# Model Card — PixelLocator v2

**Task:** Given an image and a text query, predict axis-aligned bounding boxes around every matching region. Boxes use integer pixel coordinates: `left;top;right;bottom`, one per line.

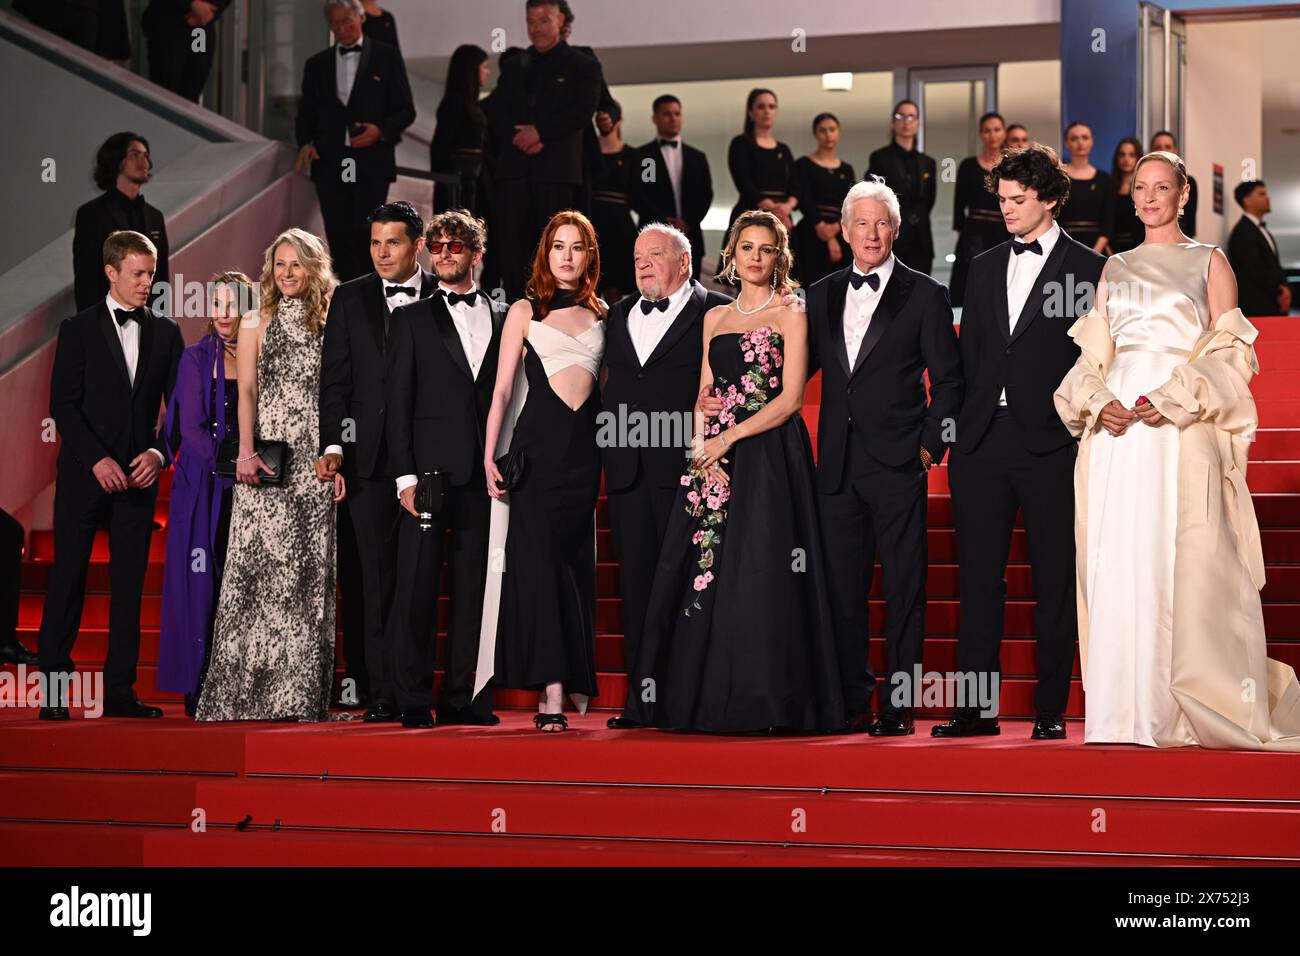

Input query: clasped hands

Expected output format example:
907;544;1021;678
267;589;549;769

692;385;730;484
1100;396;1168;437
313;452;348;502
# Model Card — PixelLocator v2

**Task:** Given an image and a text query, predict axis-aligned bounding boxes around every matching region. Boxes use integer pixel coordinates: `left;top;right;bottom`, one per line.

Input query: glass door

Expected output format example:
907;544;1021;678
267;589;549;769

908;67;998;290
1139;2;1188;147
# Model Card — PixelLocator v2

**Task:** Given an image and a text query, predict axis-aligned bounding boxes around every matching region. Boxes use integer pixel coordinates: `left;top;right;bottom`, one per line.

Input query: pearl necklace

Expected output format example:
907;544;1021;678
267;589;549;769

734;289;775;315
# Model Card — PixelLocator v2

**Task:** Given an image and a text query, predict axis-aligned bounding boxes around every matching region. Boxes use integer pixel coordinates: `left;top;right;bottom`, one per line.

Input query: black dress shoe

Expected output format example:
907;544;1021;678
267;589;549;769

363;701;400;723
401;708;434;729
931;712;1001;737
0;640;38;666
1031;714;1066;740
606;715;641;729
868;712;915;736
38;706;69;721
837;711;875;735
436;707;500;726
103;699;163;718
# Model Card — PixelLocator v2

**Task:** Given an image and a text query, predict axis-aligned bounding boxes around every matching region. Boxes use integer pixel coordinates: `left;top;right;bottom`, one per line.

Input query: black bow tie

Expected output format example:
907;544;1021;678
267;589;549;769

385;284;417;297
114;307;145;326
338;44;361;55
443;289;479;307
1011;239;1043;255
640;297;670;314
848;271;880;292
658;139;678;148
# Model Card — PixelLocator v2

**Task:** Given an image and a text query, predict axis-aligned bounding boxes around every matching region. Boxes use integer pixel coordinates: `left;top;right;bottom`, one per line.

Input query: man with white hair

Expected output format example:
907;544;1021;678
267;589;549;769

805;176;963;736
602;223;732;728
294;0;416;281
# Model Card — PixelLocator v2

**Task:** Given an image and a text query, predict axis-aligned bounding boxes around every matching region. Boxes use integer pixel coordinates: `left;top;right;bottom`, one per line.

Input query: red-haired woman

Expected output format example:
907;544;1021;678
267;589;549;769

477;211;606;731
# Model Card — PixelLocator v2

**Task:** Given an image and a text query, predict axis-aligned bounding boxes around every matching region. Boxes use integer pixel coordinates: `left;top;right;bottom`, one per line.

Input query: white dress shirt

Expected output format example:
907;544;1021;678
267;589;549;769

843;254;895;368
1000;221;1060;406
629;278;693;365
105;293;165;466
395;283;492;498
657;136;684;218
1244;212;1279;258
336;37;363;144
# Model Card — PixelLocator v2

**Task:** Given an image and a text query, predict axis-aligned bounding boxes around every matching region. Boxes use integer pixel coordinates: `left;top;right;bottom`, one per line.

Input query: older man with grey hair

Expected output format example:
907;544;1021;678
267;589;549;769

805;175;963;737
294;0;415;281
602;222;732;728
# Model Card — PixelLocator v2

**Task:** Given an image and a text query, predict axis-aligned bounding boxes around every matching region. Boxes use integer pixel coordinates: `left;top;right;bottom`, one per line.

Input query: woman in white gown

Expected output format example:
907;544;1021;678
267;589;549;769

1056;150;1300;749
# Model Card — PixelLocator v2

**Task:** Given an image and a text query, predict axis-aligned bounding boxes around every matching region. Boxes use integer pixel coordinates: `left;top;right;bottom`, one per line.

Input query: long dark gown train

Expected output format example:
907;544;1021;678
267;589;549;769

629;325;845;732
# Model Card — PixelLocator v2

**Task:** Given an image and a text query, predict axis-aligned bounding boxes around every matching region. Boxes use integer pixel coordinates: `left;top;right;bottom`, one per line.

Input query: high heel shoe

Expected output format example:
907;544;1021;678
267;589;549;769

534;713;568;733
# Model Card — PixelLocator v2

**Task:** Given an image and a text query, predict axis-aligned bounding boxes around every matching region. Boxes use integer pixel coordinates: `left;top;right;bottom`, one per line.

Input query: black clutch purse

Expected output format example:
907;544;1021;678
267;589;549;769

414;470;447;532
216;437;289;485
494;450;526;491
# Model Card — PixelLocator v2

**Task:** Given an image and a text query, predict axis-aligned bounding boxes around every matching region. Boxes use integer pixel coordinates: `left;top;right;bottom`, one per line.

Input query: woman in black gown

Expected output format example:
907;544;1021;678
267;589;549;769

792;112;854;288
721;89;798;279
590;106;638;301
950;111;1010;306
1059;121;1112;253
629;210;844;734
1106;136;1144;254
481;211;606;732
430;45;489;217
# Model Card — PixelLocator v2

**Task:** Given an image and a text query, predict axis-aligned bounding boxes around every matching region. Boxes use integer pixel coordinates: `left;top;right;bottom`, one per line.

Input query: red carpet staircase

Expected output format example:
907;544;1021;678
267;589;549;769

3;315;1300;865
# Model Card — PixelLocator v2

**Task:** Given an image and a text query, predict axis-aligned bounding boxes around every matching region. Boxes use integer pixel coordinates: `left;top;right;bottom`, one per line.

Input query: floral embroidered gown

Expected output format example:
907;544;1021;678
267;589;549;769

628;326;845;732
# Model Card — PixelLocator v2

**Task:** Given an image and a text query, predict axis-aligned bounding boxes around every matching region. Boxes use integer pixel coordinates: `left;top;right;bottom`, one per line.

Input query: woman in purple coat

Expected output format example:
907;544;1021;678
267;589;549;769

158;272;252;715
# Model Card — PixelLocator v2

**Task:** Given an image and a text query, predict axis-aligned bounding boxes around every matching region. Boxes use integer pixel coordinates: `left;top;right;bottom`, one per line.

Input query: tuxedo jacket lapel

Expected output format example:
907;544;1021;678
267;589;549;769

132;313;155;396
826;268;852;378
359;274;387;353
418;268;438;299
1009;234;1071;346
993;245;1012;343
851;264;914;377
431;294;474;381
99;304;132;392
643;281;705;367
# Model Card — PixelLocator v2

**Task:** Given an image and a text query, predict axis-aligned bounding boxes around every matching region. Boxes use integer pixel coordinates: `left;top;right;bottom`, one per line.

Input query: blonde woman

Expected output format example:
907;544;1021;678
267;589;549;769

197;229;345;722
627;210;845;734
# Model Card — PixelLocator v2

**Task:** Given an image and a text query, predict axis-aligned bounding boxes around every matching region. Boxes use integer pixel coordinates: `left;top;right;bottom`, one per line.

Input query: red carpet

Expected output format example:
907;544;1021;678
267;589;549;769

4;315;1300;865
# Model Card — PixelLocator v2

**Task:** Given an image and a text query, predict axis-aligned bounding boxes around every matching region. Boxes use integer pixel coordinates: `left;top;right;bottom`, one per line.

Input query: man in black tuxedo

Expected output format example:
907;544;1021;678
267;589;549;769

294;0;416;282
1228;180;1291;318
632;96;714;284
486;0;602;298
807;177;963;736
603;223;732;729
39;231;184;720
142;1;233;102
933;144;1105;740
386;210;507;728
867;100;937;276
74;132;170;315
318;201;436;720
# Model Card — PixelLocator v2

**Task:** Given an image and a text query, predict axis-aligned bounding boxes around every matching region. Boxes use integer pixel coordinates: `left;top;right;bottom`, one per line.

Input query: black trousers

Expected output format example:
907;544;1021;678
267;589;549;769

146;27;216;102
607;464;679;711
315;176;390;283
390;481;492;715
337;473;399;702
37;469;156;703
0;508;23;646
819;430;929;718
949;412;1077;717
495;178;580;300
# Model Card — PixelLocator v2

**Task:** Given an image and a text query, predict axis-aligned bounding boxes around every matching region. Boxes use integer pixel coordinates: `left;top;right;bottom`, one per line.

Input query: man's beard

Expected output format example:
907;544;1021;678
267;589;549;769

436;262;471;285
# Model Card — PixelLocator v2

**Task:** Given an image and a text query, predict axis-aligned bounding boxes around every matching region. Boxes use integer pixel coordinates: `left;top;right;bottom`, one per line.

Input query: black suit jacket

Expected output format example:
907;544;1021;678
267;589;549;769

49;301;185;481
319;268;437;479
957;230;1105;455
295;38;416;186
1228;217;1286;318
807;259;963;491
867;142;938;264
73;190;170;314
601;281;733;492
486;41;602;186
386;293;508;488
632;139;713;254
